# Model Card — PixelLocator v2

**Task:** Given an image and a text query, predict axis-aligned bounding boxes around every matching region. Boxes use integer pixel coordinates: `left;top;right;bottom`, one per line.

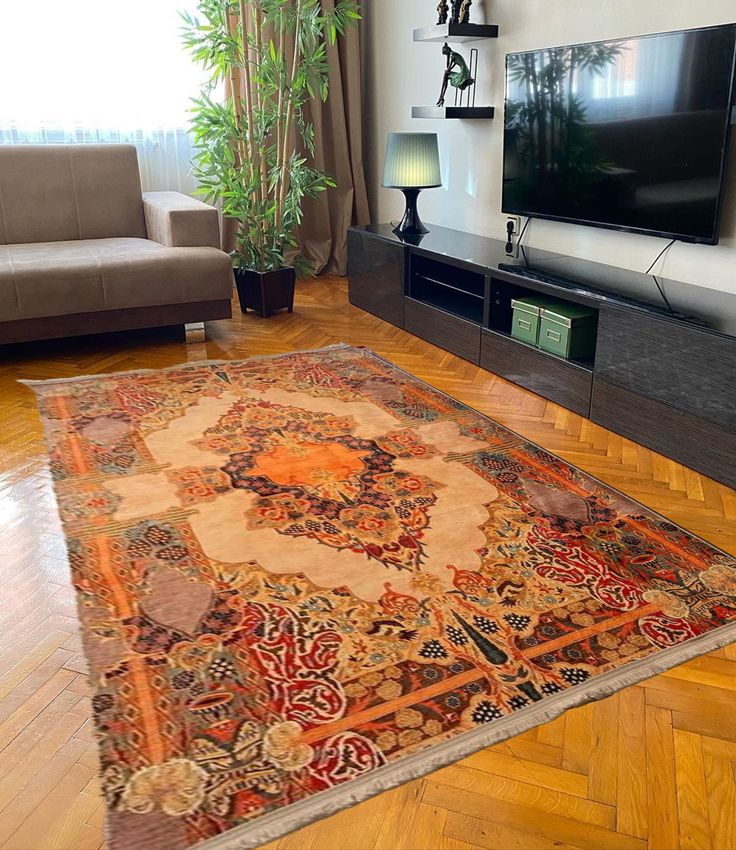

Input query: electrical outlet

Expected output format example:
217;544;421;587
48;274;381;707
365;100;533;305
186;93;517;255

505;216;521;258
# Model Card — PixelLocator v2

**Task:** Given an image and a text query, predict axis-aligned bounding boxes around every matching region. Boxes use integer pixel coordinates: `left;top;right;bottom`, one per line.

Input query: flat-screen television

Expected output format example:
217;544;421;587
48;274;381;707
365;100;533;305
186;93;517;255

503;24;736;244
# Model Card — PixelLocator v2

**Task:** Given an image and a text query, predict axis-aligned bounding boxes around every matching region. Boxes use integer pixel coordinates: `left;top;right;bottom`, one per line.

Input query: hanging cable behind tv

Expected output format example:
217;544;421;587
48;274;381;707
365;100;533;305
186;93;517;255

517;217;532;266
644;239;676;313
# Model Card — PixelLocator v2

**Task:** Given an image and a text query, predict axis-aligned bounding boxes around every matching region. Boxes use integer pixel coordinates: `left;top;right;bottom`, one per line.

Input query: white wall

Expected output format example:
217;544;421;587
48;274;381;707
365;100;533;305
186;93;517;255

363;0;736;297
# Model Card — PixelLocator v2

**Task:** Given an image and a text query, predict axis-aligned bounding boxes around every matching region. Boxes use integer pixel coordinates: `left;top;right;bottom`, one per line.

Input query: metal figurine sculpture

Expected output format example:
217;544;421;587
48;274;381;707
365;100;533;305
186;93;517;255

436;42;475;107
436;0;449;24
450;0;463;23
459;0;472;23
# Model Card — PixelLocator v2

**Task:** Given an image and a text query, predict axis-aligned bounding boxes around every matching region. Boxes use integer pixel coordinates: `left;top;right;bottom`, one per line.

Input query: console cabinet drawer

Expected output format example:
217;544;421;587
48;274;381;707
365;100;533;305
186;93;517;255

595;307;736;431
347;229;405;328
405;298;481;363
481;328;593;417
591;378;736;489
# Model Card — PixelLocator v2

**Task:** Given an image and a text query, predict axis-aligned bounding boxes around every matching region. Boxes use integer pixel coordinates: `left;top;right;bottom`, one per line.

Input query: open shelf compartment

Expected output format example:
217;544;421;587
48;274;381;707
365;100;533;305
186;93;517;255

488;276;598;370
408;255;486;325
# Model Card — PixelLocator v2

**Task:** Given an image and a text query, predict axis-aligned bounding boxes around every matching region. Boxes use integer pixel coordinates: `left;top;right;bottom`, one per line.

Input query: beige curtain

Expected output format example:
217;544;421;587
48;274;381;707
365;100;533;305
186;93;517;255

221;5;369;276
297;3;369;275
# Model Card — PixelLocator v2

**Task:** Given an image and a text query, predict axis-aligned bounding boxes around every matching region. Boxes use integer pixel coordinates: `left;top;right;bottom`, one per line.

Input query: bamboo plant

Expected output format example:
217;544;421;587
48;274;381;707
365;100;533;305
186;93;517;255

182;0;359;276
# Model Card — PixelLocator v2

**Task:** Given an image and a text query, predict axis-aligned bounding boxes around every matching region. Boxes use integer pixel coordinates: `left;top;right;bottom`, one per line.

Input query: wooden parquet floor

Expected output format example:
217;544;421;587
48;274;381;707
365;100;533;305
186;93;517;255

0;276;735;850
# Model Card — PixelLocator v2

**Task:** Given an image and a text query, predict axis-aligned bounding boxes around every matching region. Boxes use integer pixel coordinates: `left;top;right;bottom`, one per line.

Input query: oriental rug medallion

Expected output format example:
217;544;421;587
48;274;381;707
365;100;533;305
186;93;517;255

26;345;736;850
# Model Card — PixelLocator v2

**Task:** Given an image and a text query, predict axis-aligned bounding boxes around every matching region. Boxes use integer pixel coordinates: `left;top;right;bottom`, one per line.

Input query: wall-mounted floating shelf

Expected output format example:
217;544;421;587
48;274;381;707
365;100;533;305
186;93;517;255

413;22;499;43
411;106;495;120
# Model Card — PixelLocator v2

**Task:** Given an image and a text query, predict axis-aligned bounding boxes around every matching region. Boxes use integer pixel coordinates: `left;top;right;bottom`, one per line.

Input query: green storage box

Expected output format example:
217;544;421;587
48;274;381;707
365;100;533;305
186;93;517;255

539;303;597;360
510;296;561;346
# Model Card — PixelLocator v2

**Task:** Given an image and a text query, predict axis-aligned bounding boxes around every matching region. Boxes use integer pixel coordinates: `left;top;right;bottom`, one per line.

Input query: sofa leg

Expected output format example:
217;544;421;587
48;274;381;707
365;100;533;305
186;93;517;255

185;321;206;343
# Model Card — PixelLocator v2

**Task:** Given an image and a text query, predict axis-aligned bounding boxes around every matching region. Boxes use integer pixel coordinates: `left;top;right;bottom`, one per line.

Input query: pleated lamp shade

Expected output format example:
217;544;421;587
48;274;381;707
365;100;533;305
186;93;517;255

382;133;442;189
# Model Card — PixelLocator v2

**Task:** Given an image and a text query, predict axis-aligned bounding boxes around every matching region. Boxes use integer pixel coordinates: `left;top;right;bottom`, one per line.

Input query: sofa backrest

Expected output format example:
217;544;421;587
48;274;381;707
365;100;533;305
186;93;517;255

0;144;147;245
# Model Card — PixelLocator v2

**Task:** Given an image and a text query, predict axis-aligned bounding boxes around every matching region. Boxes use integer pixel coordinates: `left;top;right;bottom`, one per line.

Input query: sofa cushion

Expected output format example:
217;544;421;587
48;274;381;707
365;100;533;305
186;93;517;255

0;238;233;321
0;145;147;245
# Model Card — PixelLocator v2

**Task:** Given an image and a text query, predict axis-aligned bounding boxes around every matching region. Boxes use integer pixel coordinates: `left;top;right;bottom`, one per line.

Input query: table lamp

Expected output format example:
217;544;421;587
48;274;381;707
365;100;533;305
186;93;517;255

382;132;442;237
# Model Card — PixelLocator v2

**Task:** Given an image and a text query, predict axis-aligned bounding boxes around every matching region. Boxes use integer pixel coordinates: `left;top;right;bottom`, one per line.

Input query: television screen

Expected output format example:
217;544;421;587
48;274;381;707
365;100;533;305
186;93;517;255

503;25;736;244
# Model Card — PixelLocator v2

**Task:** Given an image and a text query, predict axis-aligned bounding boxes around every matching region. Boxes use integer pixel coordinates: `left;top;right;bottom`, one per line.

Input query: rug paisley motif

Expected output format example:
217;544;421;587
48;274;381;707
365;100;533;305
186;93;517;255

26;345;736;850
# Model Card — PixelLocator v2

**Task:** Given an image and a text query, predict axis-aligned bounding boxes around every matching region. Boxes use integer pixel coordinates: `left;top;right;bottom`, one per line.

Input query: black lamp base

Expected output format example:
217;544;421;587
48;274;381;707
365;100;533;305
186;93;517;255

394;188;429;236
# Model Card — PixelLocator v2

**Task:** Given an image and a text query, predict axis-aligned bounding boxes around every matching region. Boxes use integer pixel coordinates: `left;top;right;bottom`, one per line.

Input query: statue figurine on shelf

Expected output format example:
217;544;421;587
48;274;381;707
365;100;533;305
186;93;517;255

459;0;472;23
450;0;463;23
437;0;449;25
437;42;475;106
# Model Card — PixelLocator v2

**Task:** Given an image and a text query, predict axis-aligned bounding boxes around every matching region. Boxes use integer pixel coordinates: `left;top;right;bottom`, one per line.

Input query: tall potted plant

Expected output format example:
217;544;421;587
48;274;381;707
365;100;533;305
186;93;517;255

182;0;359;317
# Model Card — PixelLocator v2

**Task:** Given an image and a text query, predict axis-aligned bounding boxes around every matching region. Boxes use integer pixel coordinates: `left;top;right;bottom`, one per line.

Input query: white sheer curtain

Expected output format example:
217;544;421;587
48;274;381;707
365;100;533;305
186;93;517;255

0;0;203;194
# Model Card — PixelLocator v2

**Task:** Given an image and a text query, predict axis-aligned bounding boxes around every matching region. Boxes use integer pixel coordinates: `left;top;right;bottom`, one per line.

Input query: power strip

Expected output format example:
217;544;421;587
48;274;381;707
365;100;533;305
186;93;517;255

505;216;521;258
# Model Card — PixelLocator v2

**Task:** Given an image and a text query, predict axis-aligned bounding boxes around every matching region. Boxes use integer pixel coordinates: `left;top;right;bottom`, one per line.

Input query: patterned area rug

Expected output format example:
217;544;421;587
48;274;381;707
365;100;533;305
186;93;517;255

26;345;736;850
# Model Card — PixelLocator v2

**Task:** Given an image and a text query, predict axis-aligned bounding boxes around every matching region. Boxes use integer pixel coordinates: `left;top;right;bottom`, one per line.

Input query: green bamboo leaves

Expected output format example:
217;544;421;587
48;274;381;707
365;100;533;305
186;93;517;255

182;0;359;274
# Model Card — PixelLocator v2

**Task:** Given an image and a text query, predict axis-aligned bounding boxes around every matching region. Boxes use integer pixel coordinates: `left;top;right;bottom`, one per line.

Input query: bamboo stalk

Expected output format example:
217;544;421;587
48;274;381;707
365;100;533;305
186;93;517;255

273;6;285;249
277;0;303;232
251;3;269;202
225;8;253;256
275;6;284;201
239;0;265;265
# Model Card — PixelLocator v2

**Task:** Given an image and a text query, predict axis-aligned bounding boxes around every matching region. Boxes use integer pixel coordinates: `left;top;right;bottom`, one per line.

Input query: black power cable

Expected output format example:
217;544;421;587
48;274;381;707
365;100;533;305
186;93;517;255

517;217;531;265
644;238;676;312
645;238;676;274
518;216;531;246
652;275;674;313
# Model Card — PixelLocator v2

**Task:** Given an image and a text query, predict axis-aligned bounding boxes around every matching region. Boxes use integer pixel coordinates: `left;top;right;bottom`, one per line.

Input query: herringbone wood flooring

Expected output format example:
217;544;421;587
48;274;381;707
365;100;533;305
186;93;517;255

0;276;734;850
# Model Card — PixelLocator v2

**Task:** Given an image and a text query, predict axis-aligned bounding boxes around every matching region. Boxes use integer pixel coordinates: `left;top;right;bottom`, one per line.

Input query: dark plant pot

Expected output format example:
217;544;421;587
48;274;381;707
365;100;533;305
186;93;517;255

234;267;296;318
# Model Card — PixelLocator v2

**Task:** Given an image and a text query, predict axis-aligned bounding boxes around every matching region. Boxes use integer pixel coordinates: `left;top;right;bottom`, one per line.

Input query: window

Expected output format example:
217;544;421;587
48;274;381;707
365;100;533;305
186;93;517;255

591;45;639;100
0;0;204;193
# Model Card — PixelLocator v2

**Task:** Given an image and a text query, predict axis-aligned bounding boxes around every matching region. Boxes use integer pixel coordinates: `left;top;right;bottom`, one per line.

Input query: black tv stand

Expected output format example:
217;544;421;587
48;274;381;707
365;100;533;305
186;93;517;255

347;223;736;489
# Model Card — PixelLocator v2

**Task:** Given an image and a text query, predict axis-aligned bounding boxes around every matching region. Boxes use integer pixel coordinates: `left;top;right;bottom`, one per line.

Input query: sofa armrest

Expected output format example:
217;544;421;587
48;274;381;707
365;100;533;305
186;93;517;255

143;191;221;249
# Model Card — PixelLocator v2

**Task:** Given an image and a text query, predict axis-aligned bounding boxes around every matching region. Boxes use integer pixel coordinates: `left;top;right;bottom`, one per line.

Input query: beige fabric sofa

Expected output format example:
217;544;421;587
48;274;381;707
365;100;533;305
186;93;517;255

0;144;233;344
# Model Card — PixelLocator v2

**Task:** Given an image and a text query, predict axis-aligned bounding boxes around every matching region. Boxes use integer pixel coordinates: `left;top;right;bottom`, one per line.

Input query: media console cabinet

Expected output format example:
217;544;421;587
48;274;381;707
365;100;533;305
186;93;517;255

348;223;736;489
